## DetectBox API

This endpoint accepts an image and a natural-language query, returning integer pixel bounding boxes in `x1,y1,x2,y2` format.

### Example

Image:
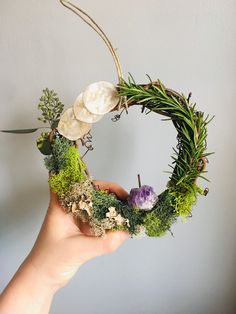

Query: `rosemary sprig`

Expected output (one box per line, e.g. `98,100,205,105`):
118,75,213,193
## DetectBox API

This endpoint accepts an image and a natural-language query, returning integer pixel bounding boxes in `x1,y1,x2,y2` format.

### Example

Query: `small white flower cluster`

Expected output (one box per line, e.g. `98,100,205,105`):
106,206,130,227
58,81,119,140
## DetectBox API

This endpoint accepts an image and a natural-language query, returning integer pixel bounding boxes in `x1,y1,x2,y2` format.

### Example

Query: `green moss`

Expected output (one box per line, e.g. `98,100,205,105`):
144,212,167,237
91,186,201,236
142,190,177,236
170,187,197,218
92,190,119,219
152,190,175,218
44,135,72,172
112,225,127,232
117,202,144,235
92,189,144,235
49,146,86,197
153,190,176,220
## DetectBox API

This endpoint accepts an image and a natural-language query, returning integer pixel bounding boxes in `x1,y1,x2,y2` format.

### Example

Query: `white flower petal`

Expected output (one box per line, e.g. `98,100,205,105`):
58,107,91,141
73,93,104,123
83,81,120,115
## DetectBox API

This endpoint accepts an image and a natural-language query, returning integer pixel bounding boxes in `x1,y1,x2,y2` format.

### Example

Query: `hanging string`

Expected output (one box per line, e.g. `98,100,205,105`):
59,0,123,85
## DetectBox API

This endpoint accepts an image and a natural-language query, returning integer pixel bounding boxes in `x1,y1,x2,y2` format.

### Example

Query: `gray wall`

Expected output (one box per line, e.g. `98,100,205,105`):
0,1,236,313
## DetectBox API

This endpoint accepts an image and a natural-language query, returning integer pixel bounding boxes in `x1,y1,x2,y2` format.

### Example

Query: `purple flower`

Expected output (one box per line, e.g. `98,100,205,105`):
127,185,158,210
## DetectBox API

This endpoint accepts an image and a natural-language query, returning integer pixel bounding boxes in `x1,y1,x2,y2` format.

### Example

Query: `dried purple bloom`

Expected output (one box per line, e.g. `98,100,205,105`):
127,185,158,210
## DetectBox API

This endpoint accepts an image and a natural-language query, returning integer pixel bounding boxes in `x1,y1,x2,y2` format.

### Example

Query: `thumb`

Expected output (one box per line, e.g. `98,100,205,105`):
48,186,63,214
71,231,130,263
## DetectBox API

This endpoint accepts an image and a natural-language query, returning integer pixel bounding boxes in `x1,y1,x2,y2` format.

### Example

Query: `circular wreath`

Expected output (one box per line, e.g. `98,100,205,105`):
2,0,213,237
35,75,211,237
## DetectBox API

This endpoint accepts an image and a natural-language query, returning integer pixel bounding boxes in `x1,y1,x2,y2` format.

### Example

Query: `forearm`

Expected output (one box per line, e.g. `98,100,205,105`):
0,181,129,314
0,258,58,314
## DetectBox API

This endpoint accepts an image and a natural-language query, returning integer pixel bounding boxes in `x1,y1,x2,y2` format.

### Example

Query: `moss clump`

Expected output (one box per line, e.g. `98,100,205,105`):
169,185,199,218
92,189,144,235
112,225,127,232
117,202,145,235
44,135,72,172
49,146,86,197
92,189,118,220
143,190,177,237
144,212,167,237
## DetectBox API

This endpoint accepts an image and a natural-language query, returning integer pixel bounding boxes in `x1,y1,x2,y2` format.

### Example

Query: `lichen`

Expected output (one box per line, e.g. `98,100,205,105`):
62,180,93,209
89,218,116,237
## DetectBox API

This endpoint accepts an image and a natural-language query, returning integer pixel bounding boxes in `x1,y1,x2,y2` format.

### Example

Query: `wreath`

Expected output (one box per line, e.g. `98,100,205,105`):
2,0,213,237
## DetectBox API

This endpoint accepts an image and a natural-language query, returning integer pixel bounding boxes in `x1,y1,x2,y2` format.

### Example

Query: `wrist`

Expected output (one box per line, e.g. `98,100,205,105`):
0,258,57,314
25,250,82,291
20,257,60,296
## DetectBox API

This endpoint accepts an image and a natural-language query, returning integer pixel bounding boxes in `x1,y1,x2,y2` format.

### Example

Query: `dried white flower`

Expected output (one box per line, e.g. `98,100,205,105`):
73,93,104,123
83,81,119,115
58,107,91,140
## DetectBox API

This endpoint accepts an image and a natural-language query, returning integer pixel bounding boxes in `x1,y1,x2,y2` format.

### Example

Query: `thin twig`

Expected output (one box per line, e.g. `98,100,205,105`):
59,0,123,84
137,174,142,188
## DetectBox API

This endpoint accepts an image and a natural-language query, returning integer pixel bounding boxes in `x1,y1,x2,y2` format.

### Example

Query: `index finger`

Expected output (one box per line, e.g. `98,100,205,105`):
93,180,129,200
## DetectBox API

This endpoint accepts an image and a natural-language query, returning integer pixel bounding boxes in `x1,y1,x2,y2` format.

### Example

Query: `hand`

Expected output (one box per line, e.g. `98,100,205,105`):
0,181,130,314
25,180,130,290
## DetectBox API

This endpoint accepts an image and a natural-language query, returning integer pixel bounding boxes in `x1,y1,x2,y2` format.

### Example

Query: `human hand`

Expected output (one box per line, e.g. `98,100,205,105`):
0,181,130,314
24,180,130,291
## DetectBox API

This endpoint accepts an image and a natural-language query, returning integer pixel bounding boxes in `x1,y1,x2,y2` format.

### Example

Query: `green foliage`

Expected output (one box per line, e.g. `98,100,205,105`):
144,212,166,237
1,128,39,134
49,146,86,197
44,135,72,172
92,189,118,220
38,88,64,129
117,201,145,234
143,190,177,236
118,75,213,193
37,132,52,155
169,186,198,218
112,225,127,232
92,189,145,234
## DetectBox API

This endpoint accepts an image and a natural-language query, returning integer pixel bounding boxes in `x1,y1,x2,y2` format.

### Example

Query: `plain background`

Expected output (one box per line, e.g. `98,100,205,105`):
0,0,235,313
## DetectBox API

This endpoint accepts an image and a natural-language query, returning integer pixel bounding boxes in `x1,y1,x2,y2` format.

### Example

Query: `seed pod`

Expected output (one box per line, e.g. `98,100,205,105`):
83,81,119,115
73,93,104,123
58,107,91,141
